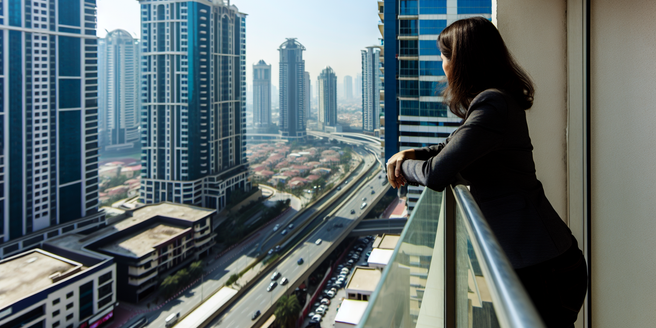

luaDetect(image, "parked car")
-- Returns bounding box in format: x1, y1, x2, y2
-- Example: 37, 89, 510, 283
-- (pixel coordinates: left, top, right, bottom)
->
330, 287, 337, 294
281, 229, 287, 235
371, 190, 376, 194
251, 310, 261, 320
337, 186, 342, 191
275, 245, 281, 252
280, 277, 289, 285
308, 312, 316, 318
321, 298, 331, 305
362, 197, 367, 201
315, 238, 322, 245
267, 249, 274, 256
271, 271, 281, 280
327, 290, 336, 298
341, 268, 350, 274
360, 261, 369, 266
360, 202, 367, 209
297, 258, 304, 265
334, 222, 344, 228
288, 223, 294, 229
315, 307, 326, 315
347, 259, 355, 265
350, 209, 356, 214
267, 281, 278, 292
312, 314, 323, 322
273, 224, 280, 232
357, 247, 364, 252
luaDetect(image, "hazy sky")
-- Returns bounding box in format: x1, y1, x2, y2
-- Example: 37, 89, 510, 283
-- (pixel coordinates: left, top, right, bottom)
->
97, 0, 381, 88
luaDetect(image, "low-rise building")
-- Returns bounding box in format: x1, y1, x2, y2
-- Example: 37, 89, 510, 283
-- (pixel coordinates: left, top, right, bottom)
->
0, 248, 116, 328
346, 267, 381, 301
334, 299, 369, 328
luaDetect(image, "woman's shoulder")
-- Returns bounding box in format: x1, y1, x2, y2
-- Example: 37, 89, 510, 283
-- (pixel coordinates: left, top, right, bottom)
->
465, 89, 510, 122
471, 89, 508, 107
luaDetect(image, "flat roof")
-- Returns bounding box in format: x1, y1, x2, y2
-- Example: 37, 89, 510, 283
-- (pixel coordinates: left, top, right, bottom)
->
368, 248, 394, 266
0, 250, 82, 309
378, 234, 400, 250
115, 202, 214, 231
346, 267, 381, 293
334, 299, 369, 325
99, 223, 187, 258
175, 287, 238, 328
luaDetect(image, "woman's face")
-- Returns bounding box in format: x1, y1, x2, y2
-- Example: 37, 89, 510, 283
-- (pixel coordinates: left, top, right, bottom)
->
441, 53, 452, 82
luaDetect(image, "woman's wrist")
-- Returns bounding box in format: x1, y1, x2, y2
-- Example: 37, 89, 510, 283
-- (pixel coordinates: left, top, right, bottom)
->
403, 149, 416, 160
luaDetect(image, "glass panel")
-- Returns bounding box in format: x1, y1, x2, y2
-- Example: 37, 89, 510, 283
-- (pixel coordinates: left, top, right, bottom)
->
360, 188, 443, 328
455, 204, 501, 328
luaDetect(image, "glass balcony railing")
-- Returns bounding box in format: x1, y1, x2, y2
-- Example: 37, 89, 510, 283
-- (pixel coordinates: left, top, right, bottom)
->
358, 185, 545, 328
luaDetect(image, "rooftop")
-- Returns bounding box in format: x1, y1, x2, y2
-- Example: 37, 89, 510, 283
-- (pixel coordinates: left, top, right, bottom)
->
368, 248, 393, 267
99, 223, 188, 258
114, 202, 214, 231
334, 299, 369, 326
378, 234, 400, 250
0, 250, 82, 309
346, 267, 382, 293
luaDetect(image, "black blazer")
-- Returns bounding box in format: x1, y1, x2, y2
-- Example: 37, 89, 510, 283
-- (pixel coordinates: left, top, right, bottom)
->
401, 90, 572, 269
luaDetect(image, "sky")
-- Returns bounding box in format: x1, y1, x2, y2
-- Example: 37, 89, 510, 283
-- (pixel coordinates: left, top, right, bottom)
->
97, 0, 381, 88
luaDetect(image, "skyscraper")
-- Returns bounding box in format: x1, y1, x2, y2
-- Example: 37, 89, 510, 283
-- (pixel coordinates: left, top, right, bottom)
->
318, 66, 338, 129
0, 0, 104, 243
362, 46, 381, 134
99, 30, 141, 153
304, 71, 311, 123
355, 73, 363, 99
344, 75, 353, 100
278, 38, 307, 139
382, 0, 492, 211
253, 60, 272, 130
139, 0, 250, 211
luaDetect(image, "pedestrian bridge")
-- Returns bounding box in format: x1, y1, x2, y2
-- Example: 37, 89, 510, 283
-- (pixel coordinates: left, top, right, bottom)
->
348, 218, 408, 237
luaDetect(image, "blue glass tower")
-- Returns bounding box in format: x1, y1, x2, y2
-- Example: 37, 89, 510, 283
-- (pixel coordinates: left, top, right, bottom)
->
0, 0, 103, 243
278, 38, 306, 140
383, 0, 492, 210
139, 0, 250, 211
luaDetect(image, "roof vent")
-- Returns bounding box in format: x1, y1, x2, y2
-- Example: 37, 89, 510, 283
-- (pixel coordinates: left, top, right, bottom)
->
49, 272, 62, 281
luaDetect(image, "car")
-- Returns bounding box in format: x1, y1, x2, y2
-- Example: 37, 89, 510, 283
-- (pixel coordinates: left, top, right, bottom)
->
350, 255, 359, 260
379, 175, 382, 179
371, 189, 375, 194
288, 223, 294, 229
334, 282, 343, 289
297, 258, 304, 265
281, 229, 287, 235
330, 276, 337, 282
360, 261, 369, 266
325, 282, 333, 289
165, 313, 180, 328
309, 319, 321, 326
267, 281, 278, 292
342, 261, 352, 268
334, 222, 344, 228
251, 310, 261, 320
312, 314, 323, 322
273, 224, 280, 232
315, 238, 322, 245
313, 302, 321, 308
275, 245, 281, 252
315, 307, 326, 315
308, 312, 316, 318
341, 268, 350, 274
327, 290, 336, 298
347, 259, 355, 265
350, 209, 356, 214
267, 249, 274, 256
337, 264, 344, 270
330, 287, 337, 294
357, 247, 364, 252
337, 277, 345, 284
345, 180, 349, 184
271, 271, 281, 280
280, 277, 289, 285
360, 202, 367, 209
362, 197, 367, 201
337, 186, 342, 191
321, 298, 331, 305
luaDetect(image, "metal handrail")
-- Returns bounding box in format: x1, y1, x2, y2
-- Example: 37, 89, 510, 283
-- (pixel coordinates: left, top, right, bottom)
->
450, 184, 545, 328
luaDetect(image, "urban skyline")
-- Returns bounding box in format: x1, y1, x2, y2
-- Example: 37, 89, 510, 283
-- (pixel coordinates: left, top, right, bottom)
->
318, 66, 338, 130
278, 38, 307, 140
253, 60, 272, 130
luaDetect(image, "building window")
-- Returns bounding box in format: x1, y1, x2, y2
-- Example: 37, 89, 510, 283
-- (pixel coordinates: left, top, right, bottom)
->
52, 298, 60, 305
52, 310, 60, 317
79, 282, 93, 320
52, 321, 60, 328
98, 271, 112, 285
66, 313, 73, 321
66, 291, 74, 299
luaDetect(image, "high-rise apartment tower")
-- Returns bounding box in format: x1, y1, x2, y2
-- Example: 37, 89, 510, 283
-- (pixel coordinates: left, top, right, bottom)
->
382, 0, 492, 211
253, 60, 271, 130
344, 75, 353, 100
304, 71, 311, 123
318, 66, 338, 129
362, 46, 381, 133
278, 38, 306, 139
99, 30, 141, 153
0, 0, 104, 244
139, 0, 250, 211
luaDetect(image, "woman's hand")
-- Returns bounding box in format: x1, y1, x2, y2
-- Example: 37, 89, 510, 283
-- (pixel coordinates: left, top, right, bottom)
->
386, 150, 415, 189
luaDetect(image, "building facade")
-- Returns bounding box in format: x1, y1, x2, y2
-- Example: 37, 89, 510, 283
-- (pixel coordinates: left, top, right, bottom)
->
344, 75, 353, 100
99, 29, 141, 153
0, 249, 116, 328
138, 0, 250, 211
318, 66, 338, 129
278, 38, 306, 139
362, 46, 381, 134
303, 71, 311, 123
382, 0, 491, 211
253, 60, 271, 130
0, 0, 103, 243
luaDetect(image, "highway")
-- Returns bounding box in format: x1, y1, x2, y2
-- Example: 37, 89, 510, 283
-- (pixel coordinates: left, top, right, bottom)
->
207, 152, 389, 328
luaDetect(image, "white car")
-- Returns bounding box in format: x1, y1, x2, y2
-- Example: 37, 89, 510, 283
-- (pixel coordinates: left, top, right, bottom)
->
315, 238, 322, 245
326, 290, 336, 298
341, 268, 350, 275
315, 307, 326, 315
273, 224, 280, 232
360, 202, 367, 209
312, 314, 323, 322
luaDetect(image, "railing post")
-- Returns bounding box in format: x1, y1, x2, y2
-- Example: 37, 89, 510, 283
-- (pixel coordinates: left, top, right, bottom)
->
444, 186, 456, 328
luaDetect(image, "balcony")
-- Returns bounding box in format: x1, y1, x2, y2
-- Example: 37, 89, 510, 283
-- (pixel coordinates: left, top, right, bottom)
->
359, 186, 544, 328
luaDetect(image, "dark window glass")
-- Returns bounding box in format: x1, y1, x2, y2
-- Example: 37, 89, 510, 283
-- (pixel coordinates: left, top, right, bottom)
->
419, 81, 445, 96
419, 40, 440, 56
98, 271, 112, 285
399, 80, 419, 97
400, 0, 418, 15
419, 61, 445, 76
419, 20, 446, 35
399, 20, 418, 36
79, 281, 93, 320
399, 40, 418, 56
419, 0, 447, 14
52, 298, 60, 305
457, 0, 492, 14
399, 60, 418, 77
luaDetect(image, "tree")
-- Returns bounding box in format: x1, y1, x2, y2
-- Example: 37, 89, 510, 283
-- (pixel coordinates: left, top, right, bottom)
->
175, 268, 190, 286
160, 275, 179, 298
189, 261, 204, 279
274, 294, 301, 328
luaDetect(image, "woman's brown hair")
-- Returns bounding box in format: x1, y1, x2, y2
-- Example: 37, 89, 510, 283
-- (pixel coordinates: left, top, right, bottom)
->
438, 17, 534, 118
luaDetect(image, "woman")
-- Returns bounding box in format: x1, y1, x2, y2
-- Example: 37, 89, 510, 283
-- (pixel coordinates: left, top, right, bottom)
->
386, 17, 587, 327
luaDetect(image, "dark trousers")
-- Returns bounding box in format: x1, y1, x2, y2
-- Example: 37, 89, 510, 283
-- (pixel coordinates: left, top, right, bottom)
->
515, 237, 588, 328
